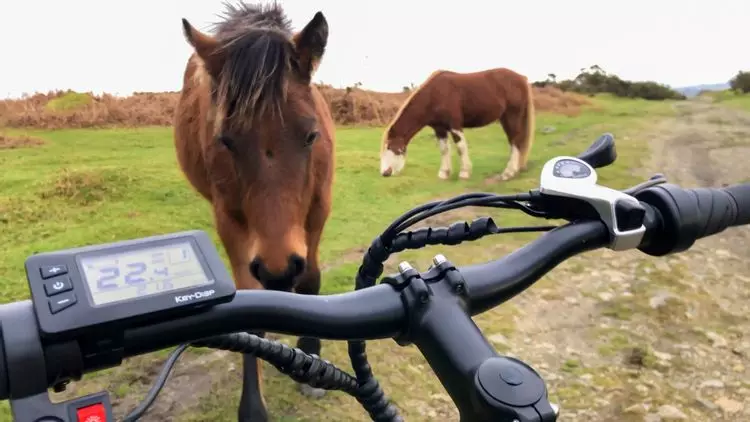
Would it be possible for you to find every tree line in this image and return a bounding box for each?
[532,65,686,100]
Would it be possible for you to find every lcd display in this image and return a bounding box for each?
[79,241,213,306]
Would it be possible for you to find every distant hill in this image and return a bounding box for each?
[673,83,730,98]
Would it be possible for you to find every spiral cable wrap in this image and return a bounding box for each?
[193,332,405,421]
[193,332,360,395]
[350,235,403,421]
[348,340,403,421]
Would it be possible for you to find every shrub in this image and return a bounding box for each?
[729,70,750,94]
[45,91,93,112]
[533,65,686,101]
[0,85,592,129]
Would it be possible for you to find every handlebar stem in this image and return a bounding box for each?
[384,259,556,422]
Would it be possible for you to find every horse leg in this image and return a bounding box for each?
[434,127,452,179]
[498,114,524,181]
[239,339,267,422]
[294,194,330,398]
[450,129,472,179]
[214,212,268,422]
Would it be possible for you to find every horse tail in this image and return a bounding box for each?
[520,79,536,170]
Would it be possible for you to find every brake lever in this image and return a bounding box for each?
[576,133,617,169]
[537,134,646,251]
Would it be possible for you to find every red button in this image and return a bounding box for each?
[76,403,107,422]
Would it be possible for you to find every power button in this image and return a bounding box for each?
[44,276,73,296]
[76,403,107,422]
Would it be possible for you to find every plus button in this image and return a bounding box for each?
[41,264,69,279]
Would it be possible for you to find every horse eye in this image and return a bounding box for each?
[304,131,319,147]
[218,135,236,152]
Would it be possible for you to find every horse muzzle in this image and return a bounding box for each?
[380,150,405,177]
[250,254,306,291]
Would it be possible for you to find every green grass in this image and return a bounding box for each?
[703,89,750,112]
[0,95,675,421]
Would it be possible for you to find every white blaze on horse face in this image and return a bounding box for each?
[437,138,451,179]
[451,130,472,179]
[380,147,406,176]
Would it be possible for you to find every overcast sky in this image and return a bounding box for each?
[0,0,746,98]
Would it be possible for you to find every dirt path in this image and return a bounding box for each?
[490,99,750,421]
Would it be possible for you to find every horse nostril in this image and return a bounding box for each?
[249,258,262,281]
[289,254,306,277]
[249,256,303,290]
[382,167,392,177]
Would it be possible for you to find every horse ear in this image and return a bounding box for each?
[182,18,224,78]
[292,12,328,82]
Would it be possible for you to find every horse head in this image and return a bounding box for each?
[181,9,329,291]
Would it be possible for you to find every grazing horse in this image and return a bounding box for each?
[173,3,334,421]
[379,67,536,181]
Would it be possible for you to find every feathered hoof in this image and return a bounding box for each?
[438,169,451,179]
[299,383,327,399]
[459,170,471,180]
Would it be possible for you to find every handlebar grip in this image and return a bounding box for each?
[723,183,750,226]
[635,183,750,256]
[687,186,748,237]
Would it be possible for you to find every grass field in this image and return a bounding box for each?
[0,95,677,420]
[703,90,750,112]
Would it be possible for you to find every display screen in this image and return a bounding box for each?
[79,241,214,306]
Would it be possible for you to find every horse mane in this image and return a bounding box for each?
[210,1,294,126]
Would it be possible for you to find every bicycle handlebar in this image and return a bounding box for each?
[0,221,611,422]
[107,221,611,355]
[1,134,749,421]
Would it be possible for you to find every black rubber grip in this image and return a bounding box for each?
[687,187,741,239]
[722,183,750,226]
[635,183,750,257]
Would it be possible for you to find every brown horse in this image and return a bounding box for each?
[379,67,536,181]
[173,3,334,421]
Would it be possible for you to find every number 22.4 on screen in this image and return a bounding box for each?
[96,262,148,290]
